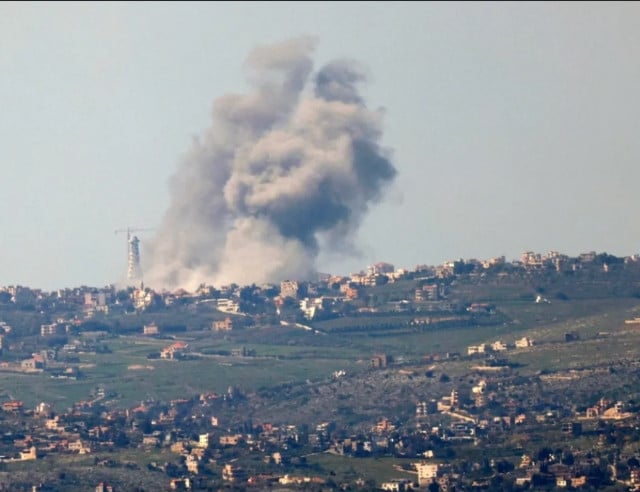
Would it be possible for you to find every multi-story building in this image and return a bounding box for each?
[40,323,60,336]
[416,463,439,487]
[368,262,395,275]
[280,280,300,299]
[212,317,233,331]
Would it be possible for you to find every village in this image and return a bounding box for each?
[0,251,640,489]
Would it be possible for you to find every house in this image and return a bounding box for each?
[371,353,388,368]
[381,479,413,491]
[2,400,23,412]
[416,463,439,487]
[216,298,239,313]
[68,439,90,454]
[280,280,300,299]
[20,446,36,461]
[515,337,534,348]
[374,418,395,433]
[515,475,533,486]
[95,483,115,492]
[471,380,487,395]
[169,478,191,490]
[142,435,160,447]
[491,340,507,352]
[22,354,45,370]
[344,286,360,300]
[185,454,199,474]
[220,434,243,446]
[197,433,209,448]
[468,303,493,313]
[212,317,233,331]
[438,390,459,411]
[170,442,186,454]
[40,323,60,336]
[467,344,486,355]
[160,342,189,360]
[369,262,395,275]
[570,476,587,487]
[143,323,159,335]
[222,464,247,482]
[586,406,600,418]
[278,475,324,485]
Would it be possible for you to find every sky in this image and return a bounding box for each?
[1,2,640,291]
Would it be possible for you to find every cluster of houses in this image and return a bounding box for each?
[467,337,534,356]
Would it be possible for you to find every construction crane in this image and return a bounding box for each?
[114,227,154,284]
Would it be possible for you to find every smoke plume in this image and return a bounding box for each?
[145,38,397,290]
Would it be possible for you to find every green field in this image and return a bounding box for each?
[2,274,640,410]
[304,453,417,484]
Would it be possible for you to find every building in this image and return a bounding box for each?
[381,479,412,491]
[169,478,191,490]
[491,341,507,352]
[220,434,243,446]
[143,323,159,335]
[515,337,534,348]
[371,354,388,368]
[467,344,486,355]
[212,317,233,331]
[19,446,36,461]
[222,464,247,482]
[368,262,395,275]
[21,356,44,370]
[95,483,115,492]
[40,323,60,336]
[185,454,200,474]
[374,418,395,433]
[127,235,142,282]
[197,433,209,449]
[160,342,189,360]
[521,251,543,267]
[216,298,239,313]
[416,463,439,487]
[344,286,360,300]
[416,283,440,301]
[280,280,300,299]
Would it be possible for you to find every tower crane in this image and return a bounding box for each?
[114,227,155,284]
[114,227,155,241]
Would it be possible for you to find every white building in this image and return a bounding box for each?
[416,463,439,487]
[467,344,486,355]
[515,337,534,348]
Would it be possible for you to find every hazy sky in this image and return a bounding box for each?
[2,2,640,290]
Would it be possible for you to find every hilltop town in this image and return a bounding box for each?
[2,250,640,490]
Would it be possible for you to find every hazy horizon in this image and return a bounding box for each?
[2,2,640,290]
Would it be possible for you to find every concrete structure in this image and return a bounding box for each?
[368,262,395,275]
[280,280,300,299]
[212,317,233,331]
[416,462,439,487]
[515,337,534,348]
[143,323,159,335]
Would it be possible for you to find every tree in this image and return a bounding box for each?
[537,446,553,462]
[115,290,131,303]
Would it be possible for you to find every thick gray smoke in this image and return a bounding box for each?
[145,38,397,291]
